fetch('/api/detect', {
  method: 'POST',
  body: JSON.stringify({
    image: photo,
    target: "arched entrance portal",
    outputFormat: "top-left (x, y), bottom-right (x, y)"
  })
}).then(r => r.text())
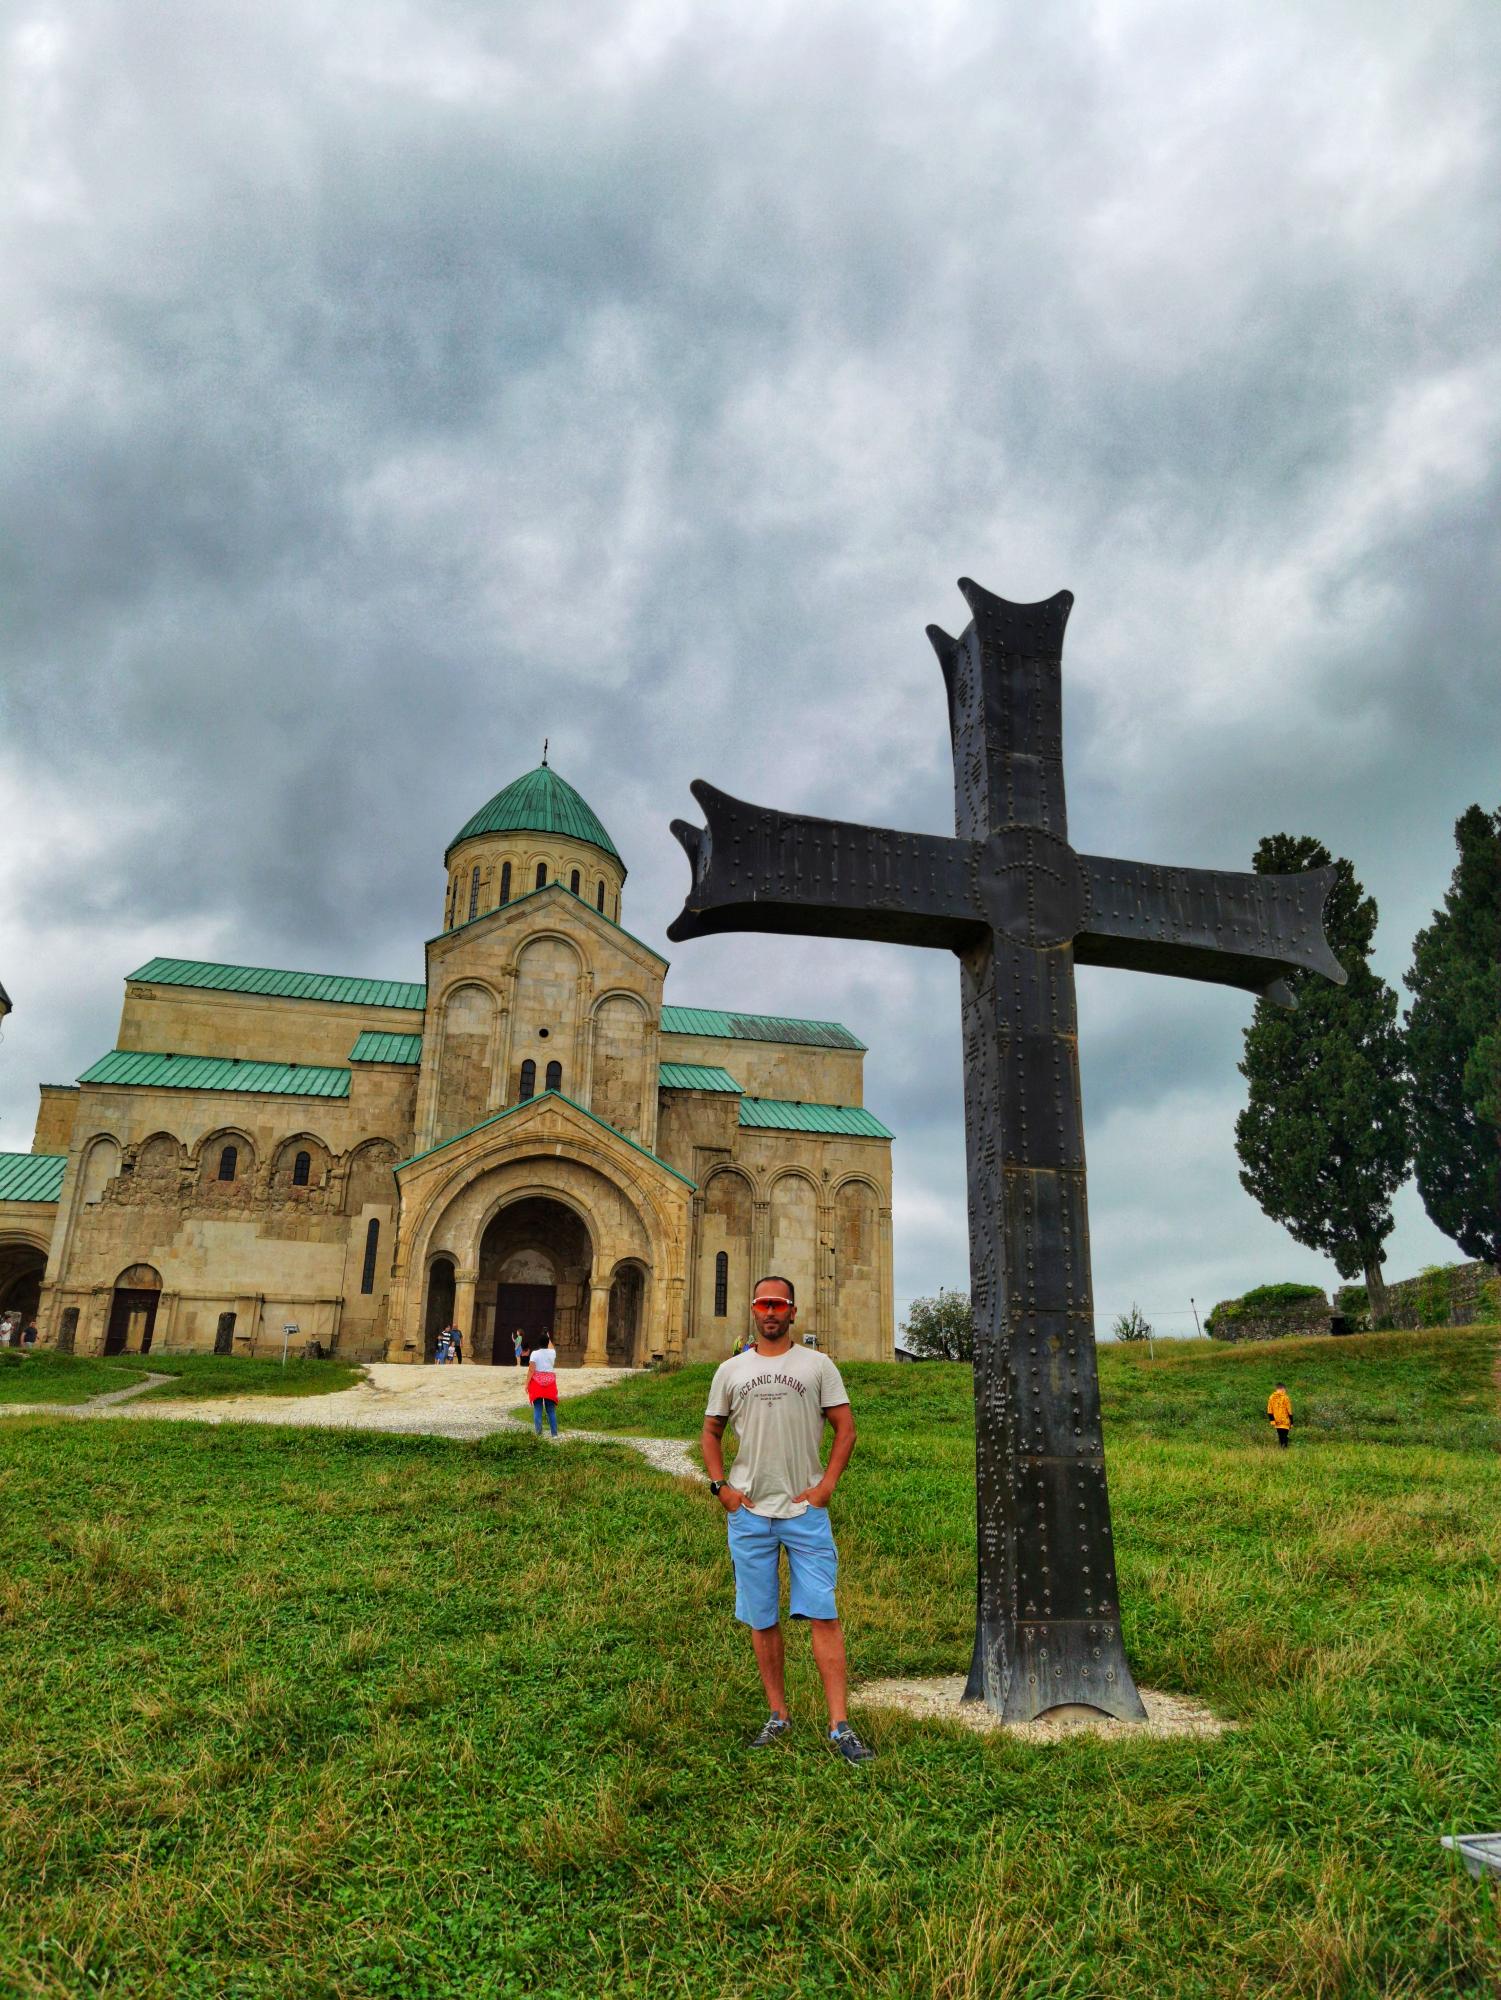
top-left (478, 1197), bottom-right (592, 1366)
top-left (424, 1257), bottom-right (456, 1363)
top-left (0, 1242), bottom-right (47, 1330)
top-left (104, 1264), bottom-right (162, 1356)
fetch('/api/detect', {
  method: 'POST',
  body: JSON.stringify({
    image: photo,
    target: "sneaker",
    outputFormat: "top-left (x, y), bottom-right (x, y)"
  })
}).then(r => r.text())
top-left (749, 1712), bottom-right (792, 1748)
top-left (828, 1722), bottom-right (875, 1763)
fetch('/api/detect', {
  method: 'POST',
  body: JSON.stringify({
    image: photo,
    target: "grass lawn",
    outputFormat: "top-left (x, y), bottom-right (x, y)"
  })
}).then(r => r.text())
top-left (2, 1327), bottom-right (1499, 1997)
top-left (0, 1350), bottom-right (364, 1407)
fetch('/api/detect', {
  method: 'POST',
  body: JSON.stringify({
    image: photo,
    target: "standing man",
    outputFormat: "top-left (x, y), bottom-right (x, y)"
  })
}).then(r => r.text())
top-left (1267, 1381), bottom-right (1293, 1448)
top-left (701, 1275), bottom-right (875, 1762)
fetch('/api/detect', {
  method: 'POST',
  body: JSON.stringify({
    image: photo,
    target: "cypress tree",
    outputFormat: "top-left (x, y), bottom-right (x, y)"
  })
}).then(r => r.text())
top-left (1234, 835), bottom-right (1411, 1323)
top-left (1404, 804), bottom-right (1501, 1265)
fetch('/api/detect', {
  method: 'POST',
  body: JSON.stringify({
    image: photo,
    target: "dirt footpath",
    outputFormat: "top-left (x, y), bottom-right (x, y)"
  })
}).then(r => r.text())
top-left (103, 1361), bottom-right (699, 1477)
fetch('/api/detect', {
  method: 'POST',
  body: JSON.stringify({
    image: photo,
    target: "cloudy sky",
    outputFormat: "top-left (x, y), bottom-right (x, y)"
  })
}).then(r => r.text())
top-left (4, 0), bottom-right (1498, 1332)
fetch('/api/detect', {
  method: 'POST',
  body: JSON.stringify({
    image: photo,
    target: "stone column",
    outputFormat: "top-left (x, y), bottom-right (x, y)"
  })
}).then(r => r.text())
top-left (816, 1191), bottom-right (836, 1348)
top-left (751, 1197), bottom-right (771, 1289)
top-left (684, 1191), bottom-right (704, 1351)
top-left (664, 1272), bottom-right (686, 1365)
top-left (453, 1269), bottom-right (478, 1346)
top-left (583, 1279), bottom-right (612, 1366)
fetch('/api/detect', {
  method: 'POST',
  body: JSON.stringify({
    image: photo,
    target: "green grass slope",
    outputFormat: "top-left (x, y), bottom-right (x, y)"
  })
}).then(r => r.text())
top-left (1, 1327), bottom-right (1498, 1998)
top-left (0, 1350), bottom-right (363, 1406)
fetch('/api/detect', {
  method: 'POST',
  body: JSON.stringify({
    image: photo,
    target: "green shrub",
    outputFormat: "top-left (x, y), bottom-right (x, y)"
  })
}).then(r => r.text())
top-left (1236, 1282), bottom-right (1326, 1314)
top-left (1204, 1282), bottom-right (1326, 1337)
top-left (1415, 1264), bottom-right (1452, 1327)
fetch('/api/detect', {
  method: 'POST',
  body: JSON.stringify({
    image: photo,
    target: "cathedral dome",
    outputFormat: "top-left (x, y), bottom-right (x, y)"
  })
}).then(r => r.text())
top-left (447, 764), bottom-right (622, 867)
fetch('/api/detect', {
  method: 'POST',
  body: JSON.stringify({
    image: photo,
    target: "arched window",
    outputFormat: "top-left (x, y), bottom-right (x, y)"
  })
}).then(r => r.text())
top-left (596, 880), bottom-right (606, 911)
top-left (499, 861), bottom-right (511, 905)
top-left (519, 1059), bottom-right (536, 1102)
top-left (217, 1145), bottom-right (238, 1182)
top-left (714, 1252), bottom-right (729, 1317)
top-left (570, 869), bottom-right (580, 895)
top-left (361, 1218), bottom-right (380, 1294)
top-left (292, 1150), bottom-right (311, 1187)
top-left (468, 865), bottom-right (480, 922)
top-left (535, 862), bottom-right (547, 890)
top-left (545, 1060), bottom-right (562, 1092)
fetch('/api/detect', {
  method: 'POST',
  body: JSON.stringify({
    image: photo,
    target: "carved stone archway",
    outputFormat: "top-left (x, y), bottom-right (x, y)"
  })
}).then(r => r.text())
top-left (386, 1097), bottom-right (692, 1365)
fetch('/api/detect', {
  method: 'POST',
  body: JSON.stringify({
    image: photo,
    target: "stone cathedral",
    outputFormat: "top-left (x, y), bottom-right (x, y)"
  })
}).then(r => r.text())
top-left (0, 764), bottom-right (895, 1367)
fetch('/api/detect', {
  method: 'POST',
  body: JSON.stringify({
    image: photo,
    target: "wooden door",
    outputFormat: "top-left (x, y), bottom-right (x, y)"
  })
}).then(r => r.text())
top-left (494, 1284), bottom-right (556, 1364)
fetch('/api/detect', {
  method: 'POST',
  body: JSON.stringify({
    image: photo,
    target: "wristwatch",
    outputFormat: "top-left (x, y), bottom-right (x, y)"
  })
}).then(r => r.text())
top-left (709, 1479), bottom-right (728, 1496)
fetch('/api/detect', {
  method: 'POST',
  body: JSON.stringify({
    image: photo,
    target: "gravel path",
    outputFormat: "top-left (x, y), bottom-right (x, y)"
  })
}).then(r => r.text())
top-left (59, 1361), bottom-right (706, 1479)
top-left (0, 1371), bottom-right (177, 1419)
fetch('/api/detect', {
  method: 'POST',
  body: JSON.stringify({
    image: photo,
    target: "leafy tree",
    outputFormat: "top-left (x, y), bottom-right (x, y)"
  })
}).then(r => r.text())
top-left (1235, 835), bottom-right (1410, 1324)
top-left (1111, 1305), bottom-right (1152, 1343)
top-left (1404, 804), bottom-right (1501, 1265)
top-left (900, 1289), bottom-right (974, 1361)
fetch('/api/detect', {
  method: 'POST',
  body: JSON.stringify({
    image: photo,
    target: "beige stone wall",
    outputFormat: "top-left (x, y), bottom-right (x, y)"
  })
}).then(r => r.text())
top-left (414, 887), bottom-right (666, 1156)
top-left (37, 1069), bottom-right (415, 1361)
top-left (657, 1032), bottom-right (865, 1107)
top-left (33, 1087), bottom-right (79, 1155)
top-left (117, 982), bottom-right (424, 1068)
top-left (676, 1114), bottom-right (893, 1368)
top-left (443, 832), bottom-right (626, 933)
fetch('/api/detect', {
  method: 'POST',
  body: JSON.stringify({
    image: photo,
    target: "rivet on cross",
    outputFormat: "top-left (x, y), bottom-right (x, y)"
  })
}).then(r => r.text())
top-left (668, 579), bottom-right (1346, 1723)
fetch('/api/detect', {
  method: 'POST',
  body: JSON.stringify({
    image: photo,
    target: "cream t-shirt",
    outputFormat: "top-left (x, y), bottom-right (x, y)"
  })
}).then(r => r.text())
top-left (705, 1343), bottom-right (849, 1518)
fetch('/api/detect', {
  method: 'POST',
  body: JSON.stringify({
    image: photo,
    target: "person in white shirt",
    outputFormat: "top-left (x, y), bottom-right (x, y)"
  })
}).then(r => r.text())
top-left (527, 1335), bottom-right (560, 1437)
top-left (700, 1275), bottom-right (874, 1762)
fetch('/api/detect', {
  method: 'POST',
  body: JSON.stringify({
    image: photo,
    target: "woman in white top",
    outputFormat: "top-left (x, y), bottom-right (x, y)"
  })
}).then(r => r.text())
top-left (527, 1333), bottom-right (560, 1437)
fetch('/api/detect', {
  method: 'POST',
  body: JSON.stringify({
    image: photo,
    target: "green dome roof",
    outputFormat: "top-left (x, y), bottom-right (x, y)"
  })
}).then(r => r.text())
top-left (447, 764), bottom-right (622, 866)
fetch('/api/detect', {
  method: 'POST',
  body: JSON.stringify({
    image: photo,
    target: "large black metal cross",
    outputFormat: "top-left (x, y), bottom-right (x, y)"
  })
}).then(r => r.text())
top-left (667, 579), bottom-right (1346, 1724)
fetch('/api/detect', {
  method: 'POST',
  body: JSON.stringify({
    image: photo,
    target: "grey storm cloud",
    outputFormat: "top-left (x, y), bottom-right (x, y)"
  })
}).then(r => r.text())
top-left (3, 0), bottom-right (1499, 1326)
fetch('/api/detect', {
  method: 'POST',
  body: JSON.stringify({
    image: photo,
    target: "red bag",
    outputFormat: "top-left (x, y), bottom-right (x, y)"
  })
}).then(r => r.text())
top-left (527, 1371), bottom-right (558, 1402)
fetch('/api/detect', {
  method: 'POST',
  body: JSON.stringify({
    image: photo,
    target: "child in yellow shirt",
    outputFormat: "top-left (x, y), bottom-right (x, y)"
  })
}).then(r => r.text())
top-left (1266, 1383), bottom-right (1292, 1448)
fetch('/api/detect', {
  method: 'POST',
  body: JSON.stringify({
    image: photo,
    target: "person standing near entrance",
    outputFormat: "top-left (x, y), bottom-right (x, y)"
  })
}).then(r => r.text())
top-left (700, 1276), bottom-right (874, 1763)
top-left (1267, 1381), bottom-right (1293, 1448)
top-left (528, 1332), bottom-right (560, 1437)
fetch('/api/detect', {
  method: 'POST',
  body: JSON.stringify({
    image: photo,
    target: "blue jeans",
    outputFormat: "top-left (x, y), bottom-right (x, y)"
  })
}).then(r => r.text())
top-left (532, 1399), bottom-right (558, 1436)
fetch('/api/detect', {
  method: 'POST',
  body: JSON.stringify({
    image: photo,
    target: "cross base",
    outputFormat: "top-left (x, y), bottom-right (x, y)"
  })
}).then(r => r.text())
top-left (963, 1615), bottom-right (1148, 1726)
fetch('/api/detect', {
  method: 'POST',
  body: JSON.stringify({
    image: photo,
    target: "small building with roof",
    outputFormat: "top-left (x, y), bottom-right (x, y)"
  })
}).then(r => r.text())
top-left (6, 762), bottom-right (894, 1366)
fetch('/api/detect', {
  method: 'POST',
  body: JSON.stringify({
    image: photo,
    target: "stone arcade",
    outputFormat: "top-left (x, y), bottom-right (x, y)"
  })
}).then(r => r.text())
top-left (0, 763), bottom-right (894, 1366)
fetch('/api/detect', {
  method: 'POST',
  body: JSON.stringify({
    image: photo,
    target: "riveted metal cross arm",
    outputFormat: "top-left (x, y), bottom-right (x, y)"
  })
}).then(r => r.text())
top-left (667, 783), bottom-right (985, 950)
top-left (1074, 856), bottom-right (1347, 1007)
top-left (667, 782), bottom-right (1346, 1008)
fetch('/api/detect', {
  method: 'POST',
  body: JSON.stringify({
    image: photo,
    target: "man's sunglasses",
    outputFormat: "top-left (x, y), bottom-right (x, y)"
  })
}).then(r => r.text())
top-left (751, 1297), bottom-right (794, 1312)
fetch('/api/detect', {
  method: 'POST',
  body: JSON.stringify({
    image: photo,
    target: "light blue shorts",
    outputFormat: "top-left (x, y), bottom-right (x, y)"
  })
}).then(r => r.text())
top-left (726, 1503), bottom-right (839, 1629)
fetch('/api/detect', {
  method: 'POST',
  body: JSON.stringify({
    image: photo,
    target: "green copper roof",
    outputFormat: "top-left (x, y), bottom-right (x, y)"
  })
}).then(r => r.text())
top-left (395, 1089), bottom-right (693, 1187)
top-left (78, 1051), bottom-right (352, 1099)
top-left (349, 1031), bottom-right (423, 1065)
top-left (0, 1152), bottom-right (66, 1202)
top-left (128, 957), bottom-right (425, 1011)
top-left (659, 1006), bottom-right (865, 1051)
top-left (448, 764), bottom-right (622, 865)
top-left (658, 1062), bottom-right (742, 1093)
top-left (737, 1098), bottom-right (892, 1138)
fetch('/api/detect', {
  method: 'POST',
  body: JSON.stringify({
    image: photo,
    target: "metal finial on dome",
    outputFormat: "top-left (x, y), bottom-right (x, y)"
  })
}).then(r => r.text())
top-left (542, 737), bottom-right (549, 766)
